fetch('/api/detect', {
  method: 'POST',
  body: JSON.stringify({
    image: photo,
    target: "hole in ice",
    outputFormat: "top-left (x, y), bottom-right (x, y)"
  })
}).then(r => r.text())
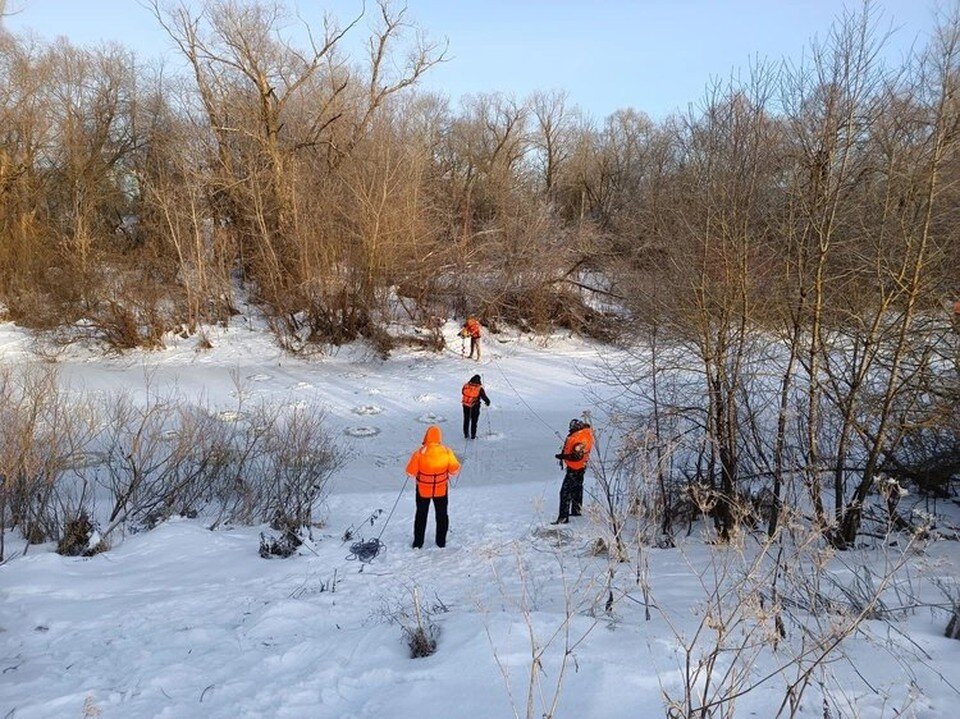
top-left (352, 405), bottom-right (383, 416)
top-left (245, 373), bottom-right (272, 382)
top-left (345, 426), bottom-right (380, 438)
top-left (417, 412), bottom-right (446, 424)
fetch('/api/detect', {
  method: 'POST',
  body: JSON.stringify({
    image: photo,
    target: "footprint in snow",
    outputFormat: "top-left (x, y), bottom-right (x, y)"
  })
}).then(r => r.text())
top-left (245, 373), bottom-right (271, 382)
top-left (345, 426), bottom-right (381, 438)
top-left (481, 432), bottom-right (506, 442)
top-left (417, 412), bottom-right (446, 424)
top-left (294, 382), bottom-right (313, 390)
top-left (532, 526), bottom-right (575, 544)
top-left (414, 393), bottom-right (438, 403)
top-left (352, 405), bottom-right (383, 416)
top-left (373, 454), bottom-right (401, 467)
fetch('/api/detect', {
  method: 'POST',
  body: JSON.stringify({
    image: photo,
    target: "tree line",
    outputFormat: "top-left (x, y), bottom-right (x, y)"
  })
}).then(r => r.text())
top-left (1, 1), bottom-right (958, 545)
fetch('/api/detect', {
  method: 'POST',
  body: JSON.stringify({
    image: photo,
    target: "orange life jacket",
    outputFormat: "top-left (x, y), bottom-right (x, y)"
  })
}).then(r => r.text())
top-left (464, 319), bottom-right (481, 338)
top-left (954, 299), bottom-right (960, 315)
top-left (405, 426), bottom-right (461, 498)
top-left (462, 382), bottom-right (482, 407)
top-left (562, 426), bottom-right (594, 471)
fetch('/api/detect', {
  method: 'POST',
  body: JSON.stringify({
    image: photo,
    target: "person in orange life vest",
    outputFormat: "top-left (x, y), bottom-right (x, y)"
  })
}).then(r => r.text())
top-left (405, 425), bottom-right (461, 548)
top-left (461, 374), bottom-right (491, 440)
top-left (459, 317), bottom-right (482, 361)
top-left (953, 298), bottom-right (960, 333)
top-left (551, 419), bottom-right (594, 524)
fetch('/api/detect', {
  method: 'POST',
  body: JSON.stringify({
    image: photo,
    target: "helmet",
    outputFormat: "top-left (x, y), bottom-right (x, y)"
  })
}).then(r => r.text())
top-left (569, 418), bottom-right (584, 432)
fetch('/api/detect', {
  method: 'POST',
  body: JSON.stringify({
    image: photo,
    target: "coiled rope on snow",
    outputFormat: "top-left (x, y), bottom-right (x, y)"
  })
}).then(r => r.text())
top-left (344, 478), bottom-right (407, 564)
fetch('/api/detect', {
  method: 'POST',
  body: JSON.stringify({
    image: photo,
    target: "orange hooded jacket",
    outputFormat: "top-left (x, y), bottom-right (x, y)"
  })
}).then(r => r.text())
top-left (405, 425), bottom-right (461, 498)
top-left (464, 318), bottom-right (481, 338)
top-left (561, 426), bottom-right (594, 471)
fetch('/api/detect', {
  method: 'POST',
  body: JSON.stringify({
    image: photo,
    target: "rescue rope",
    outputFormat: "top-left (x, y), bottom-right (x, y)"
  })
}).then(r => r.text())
top-left (451, 434), bottom-right (471, 489)
top-left (490, 355), bottom-right (564, 440)
top-left (345, 477), bottom-right (407, 564)
top-left (341, 508), bottom-right (384, 542)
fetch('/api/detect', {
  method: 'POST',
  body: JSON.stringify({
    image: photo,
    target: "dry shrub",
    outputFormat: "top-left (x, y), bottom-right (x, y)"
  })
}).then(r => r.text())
top-left (56, 511), bottom-right (107, 557)
top-left (0, 366), bottom-right (345, 558)
top-left (0, 366), bottom-right (101, 558)
top-left (95, 385), bottom-right (345, 540)
top-left (400, 588), bottom-right (441, 659)
top-left (85, 298), bottom-right (168, 351)
top-left (380, 587), bottom-right (445, 659)
top-left (652, 519), bottom-right (925, 719)
top-left (258, 526), bottom-right (303, 559)
top-left (405, 623), bottom-right (439, 659)
top-left (496, 286), bottom-right (617, 341)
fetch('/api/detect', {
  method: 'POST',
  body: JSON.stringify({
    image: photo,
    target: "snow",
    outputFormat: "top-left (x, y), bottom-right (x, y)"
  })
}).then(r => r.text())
top-left (1, 318), bottom-right (958, 718)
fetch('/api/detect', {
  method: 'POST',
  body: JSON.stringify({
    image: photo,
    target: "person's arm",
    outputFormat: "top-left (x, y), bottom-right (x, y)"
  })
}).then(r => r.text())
top-left (554, 443), bottom-right (585, 461)
top-left (479, 387), bottom-right (490, 406)
top-left (448, 450), bottom-right (461, 475)
top-left (405, 451), bottom-right (420, 478)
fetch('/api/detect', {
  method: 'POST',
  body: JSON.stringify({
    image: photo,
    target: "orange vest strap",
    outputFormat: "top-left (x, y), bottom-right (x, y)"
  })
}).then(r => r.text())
top-left (462, 383), bottom-right (482, 406)
top-left (417, 470), bottom-right (449, 484)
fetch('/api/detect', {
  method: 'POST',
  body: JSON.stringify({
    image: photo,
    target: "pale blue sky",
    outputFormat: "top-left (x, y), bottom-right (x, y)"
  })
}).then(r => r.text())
top-left (2, 0), bottom-right (940, 119)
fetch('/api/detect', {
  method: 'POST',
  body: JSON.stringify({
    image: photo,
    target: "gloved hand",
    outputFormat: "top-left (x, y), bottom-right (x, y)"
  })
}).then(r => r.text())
top-left (555, 454), bottom-right (563, 460)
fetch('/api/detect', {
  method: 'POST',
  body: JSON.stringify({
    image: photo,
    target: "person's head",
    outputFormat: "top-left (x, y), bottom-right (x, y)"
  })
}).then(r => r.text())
top-left (470, 374), bottom-right (482, 384)
top-left (423, 425), bottom-right (442, 445)
top-left (569, 418), bottom-right (584, 433)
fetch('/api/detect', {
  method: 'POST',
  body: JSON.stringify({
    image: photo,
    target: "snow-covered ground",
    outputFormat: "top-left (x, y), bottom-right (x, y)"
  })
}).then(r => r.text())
top-left (1, 319), bottom-right (958, 718)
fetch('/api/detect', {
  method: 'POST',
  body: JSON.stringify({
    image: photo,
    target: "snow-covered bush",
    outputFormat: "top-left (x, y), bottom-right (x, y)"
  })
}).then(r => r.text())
top-left (261, 405), bottom-right (344, 530)
top-left (881, 399), bottom-right (960, 501)
top-left (380, 587), bottom-right (445, 659)
top-left (96, 389), bottom-right (344, 539)
top-left (0, 367), bottom-right (102, 559)
top-left (56, 511), bottom-right (107, 557)
top-left (400, 589), bottom-right (441, 659)
top-left (0, 371), bottom-right (347, 557)
top-left (257, 527), bottom-right (304, 559)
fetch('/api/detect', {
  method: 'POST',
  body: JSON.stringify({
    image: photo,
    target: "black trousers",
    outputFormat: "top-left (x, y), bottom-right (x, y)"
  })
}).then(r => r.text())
top-left (557, 467), bottom-right (585, 520)
top-left (413, 491), bottom-right (449, 548)
top-left (462, 404), bottom-right (481, 439)
top-left (469, 336), bottom-right (480, 360)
